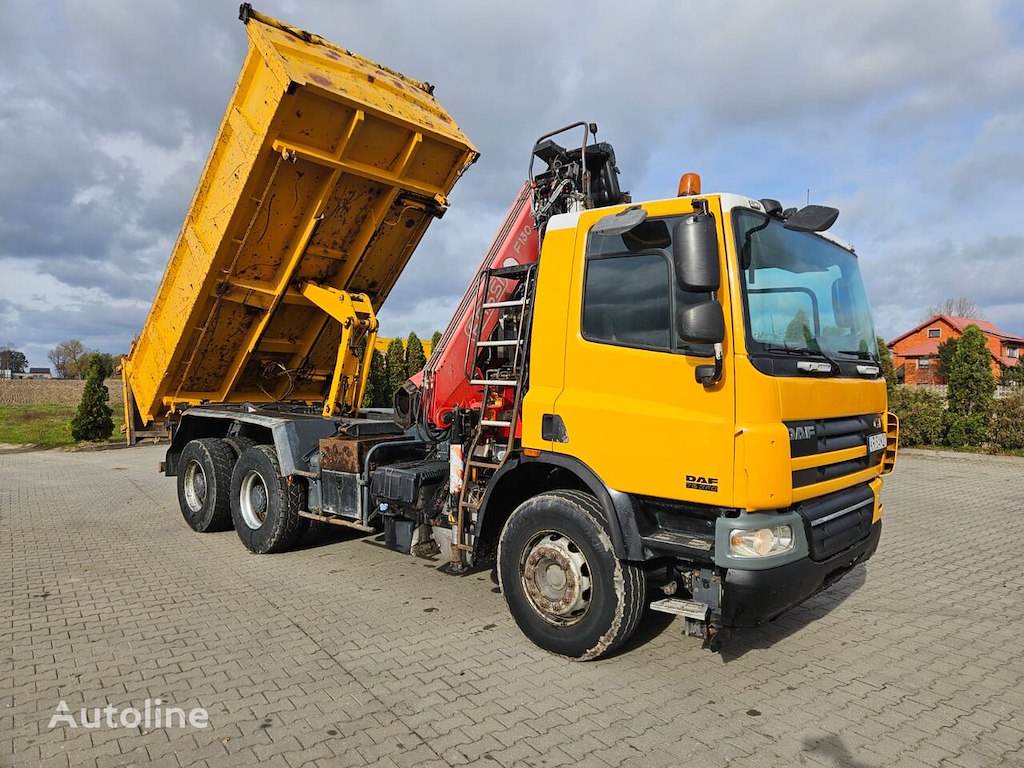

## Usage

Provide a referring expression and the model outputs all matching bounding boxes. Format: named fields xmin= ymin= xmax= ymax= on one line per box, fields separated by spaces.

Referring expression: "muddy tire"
xmin=497 ymin=490 xmax=645 ymax=660
xmin=230 ymin=445 xmax=307 ymax=554
xmin=176 ymin=438 xmax=235 ymax=532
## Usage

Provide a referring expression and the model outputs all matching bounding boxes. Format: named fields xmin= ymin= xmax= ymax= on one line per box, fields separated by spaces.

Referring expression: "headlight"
xmin=729 ymin=526 xmax=794 ymax=558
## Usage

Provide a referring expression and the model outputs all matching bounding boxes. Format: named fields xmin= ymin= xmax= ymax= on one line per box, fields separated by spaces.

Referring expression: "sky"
xmin=1 ymin=0 xmax=1023 ymax=371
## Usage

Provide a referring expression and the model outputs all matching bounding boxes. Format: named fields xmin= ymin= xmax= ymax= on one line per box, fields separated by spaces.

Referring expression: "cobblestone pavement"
xmin=2 ymin=444 xmax=1023 ymax=768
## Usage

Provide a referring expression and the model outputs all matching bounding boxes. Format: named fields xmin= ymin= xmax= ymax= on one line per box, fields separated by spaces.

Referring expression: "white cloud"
xmin=0 ymin=0 xmax=1022 ymax=369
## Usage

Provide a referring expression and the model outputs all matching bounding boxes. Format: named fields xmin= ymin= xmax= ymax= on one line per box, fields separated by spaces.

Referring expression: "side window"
xmin=582 ymin=254 xmax=671 ymax=350
xmin=583 ymin=214 xmax=716 ymax=356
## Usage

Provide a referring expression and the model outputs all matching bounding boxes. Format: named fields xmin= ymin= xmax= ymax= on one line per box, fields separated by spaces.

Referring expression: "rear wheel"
xmin=230 ymin=445 xmax=307 ymax=554
xmin=176 ymin=438 xmax=235 ymax=532
xmin=223 ymin=436 xmax=256 ymax=461
xmin=497 ymin=490 xmax=645 ymax=660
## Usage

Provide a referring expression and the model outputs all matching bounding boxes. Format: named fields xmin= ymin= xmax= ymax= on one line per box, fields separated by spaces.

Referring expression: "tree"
xmin=944 ymin=324 xmax=995 ymax=446
xmin=92 ymin=352 xmax=121 ymax=379
xmin=404 ymin=332 xmax=427 ymax=378
xmin=784 ymin=309 xmax=813 ymax=348
xmin=927 ymin=297 xmax=982 ymax=319
xmin=48 ymin=339 xmax=90 ymax=379
xmin=1001 ymin=363 xmax=1024 ymax=388
xmin=385 ymin=337 xmax=407 ymax=397
xmin=71 ymin=355 xmax=115 ymax=442
xmin=361 ymin=350 xmax=389 ymax=408
xmin=0 ymin=345 xmax=28 ymax=374
xmin=936 ymin=337 xmax=959 ymax=381
xmin=876 ymin=337 xmax=896 ymax=391
xmin=888 ymin=387 xmax=944 ymax=446
xmin=431 ymin=330 xmax=442 ymax=349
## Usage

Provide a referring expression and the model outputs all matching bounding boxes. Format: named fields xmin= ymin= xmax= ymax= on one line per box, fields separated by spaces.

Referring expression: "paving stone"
xmin=2 ymin=446 xmax=1023 ymax=767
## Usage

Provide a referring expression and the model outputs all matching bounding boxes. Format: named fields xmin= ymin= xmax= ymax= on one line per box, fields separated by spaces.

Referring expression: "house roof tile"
xmin=944 ymin=316 xmax=1024 ymax=342
xmin=898 ymin=341 xmax=940 ymax=358
xmin=888 ymin=314 xmax=1024 ymax=347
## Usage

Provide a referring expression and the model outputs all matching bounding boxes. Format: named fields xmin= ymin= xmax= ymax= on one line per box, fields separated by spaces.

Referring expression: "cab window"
xmin=582 ymin=215 xmax=714 ymax=356
xmin=583 ymin=254 xmax=671 ymax=350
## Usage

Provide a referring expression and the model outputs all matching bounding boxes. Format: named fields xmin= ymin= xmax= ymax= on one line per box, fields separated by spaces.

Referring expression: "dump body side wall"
xmin=123 ymin=15 xmax=477 ymax=427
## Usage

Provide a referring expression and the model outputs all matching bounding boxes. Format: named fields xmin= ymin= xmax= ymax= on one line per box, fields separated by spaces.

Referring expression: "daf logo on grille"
xmin=788 ymin=425 xmax=816 ymax=441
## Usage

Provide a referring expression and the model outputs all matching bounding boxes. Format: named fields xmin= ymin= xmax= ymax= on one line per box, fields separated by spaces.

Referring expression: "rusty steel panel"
xmin=319 ymin=435 xmax=403 ymax=473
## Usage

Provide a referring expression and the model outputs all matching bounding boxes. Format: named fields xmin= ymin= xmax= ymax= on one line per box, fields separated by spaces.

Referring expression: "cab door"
xmin=550 ymin=199 xmax=736 ymax=506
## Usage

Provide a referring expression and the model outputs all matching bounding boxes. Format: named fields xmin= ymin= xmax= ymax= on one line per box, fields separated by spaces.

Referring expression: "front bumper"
xmin=720 ymin=520 xmax=881 ymax=627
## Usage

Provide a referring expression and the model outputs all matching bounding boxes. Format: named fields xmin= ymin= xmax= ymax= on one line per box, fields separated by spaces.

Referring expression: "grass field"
xmin=0 ymin=379 xmax=124 ymax=447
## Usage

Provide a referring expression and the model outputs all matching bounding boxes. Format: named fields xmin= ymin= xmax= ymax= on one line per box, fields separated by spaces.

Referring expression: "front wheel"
xmin=230 ymin=445 xmax=307 ymax=554
xmin=497 ymin=490 xmax=645 ymax=660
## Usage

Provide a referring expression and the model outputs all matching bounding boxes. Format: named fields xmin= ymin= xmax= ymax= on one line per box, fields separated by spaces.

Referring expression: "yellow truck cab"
xmin=493 ymin=182 xmax=898 ymax=650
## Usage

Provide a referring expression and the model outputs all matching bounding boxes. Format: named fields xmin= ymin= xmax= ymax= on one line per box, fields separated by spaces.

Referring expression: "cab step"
xmin=649 ymin=598 xmax=709 ymax=621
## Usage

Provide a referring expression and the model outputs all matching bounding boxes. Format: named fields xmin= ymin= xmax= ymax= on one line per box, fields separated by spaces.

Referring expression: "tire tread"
xmin=498 ymin=489 xmax=646 ymax=661
xmin=177 ymin=438 xmax=235 ymax=532
xmin=230 ymin=445 xmax=307 ymax=554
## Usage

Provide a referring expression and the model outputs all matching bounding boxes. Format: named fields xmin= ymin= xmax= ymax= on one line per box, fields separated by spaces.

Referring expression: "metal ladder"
xmin=450 ymin=263 xmax=537 ymax=566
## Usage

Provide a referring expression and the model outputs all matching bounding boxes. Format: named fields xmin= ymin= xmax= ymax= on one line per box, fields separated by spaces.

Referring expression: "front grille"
xmin=787 ymin=413 xmax=884 ymax=489
xmin=797 ymin=484 xmax=874 ymax=561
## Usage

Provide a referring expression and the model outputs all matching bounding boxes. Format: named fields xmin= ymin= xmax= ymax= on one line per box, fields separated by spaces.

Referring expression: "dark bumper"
xmin=721 ymin=520 xmax=882 ymax=627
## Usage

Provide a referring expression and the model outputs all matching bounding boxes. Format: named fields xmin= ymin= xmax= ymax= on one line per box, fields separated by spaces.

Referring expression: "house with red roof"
xmin=888 ymin=315 xmax=1024 ymax=385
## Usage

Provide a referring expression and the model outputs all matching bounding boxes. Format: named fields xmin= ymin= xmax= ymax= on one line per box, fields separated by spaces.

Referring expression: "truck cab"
xmin=487 ymin=187 xmax=896 ymax=651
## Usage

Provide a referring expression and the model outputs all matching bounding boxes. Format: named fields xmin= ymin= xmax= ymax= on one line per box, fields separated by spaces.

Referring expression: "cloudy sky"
xmin=2 ymin=0 xmax=1022 ymax=370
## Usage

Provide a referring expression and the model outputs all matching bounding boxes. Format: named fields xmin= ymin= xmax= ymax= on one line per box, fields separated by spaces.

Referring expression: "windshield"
xmin=734 ymin=209 xmax=878 ymax=362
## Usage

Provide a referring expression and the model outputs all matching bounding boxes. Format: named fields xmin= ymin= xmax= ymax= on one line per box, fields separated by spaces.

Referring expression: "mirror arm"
xmin=695 ymin=342 xmax=724 ymax=387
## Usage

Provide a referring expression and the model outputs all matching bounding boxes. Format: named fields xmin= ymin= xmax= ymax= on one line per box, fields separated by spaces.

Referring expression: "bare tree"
xmin=48 ymin=339 xmax=91 ymax=379
xmin=927 ymin=296 xmax=982 ymax=319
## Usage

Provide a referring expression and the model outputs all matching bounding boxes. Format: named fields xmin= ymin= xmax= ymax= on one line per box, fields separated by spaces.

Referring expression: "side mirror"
xmin=784 ymin=205 xmax=839 ymax=233
xmin=677 ymin=301 xmax=725 ymax=345
xmin=672 ymin=213 xmax=719 ymax=292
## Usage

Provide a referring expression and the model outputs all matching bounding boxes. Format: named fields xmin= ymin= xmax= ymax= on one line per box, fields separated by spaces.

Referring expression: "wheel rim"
xmin=182 ymin=460 xmax=207 ymax=513
xmin=520 ymin=530 xmax=592 ymax=626
xmin=239 ymin=469 xmax=269 ymax=530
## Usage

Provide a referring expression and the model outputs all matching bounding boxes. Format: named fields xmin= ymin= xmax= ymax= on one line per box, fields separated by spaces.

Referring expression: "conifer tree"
xmin=361 ymin=350 xmax=389 ymax=408
xmin=944 ymin=325 xmax=995 ymax=446
xmin=784 ymin=309 xmax=813 ymax=347
xmin=405 ymin=332 xmax=427 ymax=378
xmin=71 ymin=355 xmax=115 ymax=442
xmin=385 ymin=338 xmax=407 ymax=398
xmin=937 ymin=337 xmax=959 ymax=380
xmin=876 ymin=337 xmax=896 ymax=392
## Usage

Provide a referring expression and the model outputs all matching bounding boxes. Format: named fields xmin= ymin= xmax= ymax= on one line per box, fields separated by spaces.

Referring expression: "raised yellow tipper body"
xmin=121 ymin=7 xmax=477 ymax=440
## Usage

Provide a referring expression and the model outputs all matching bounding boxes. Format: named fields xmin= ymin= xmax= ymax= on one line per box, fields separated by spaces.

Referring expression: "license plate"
xmin=868 ymin=432 xmax=887 ymax=453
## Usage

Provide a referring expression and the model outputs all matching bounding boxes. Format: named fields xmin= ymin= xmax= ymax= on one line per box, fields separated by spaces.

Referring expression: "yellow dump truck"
xmin=124 ymin=6 xmax=898 ymax=660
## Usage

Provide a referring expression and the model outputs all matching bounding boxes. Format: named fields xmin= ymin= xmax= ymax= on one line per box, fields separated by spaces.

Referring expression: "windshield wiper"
xmin=835 ymin=350 xmax=884 ymax=368
xmin=761 ymin=342 xmax=819 ymax=356
xmin=761 ymin=342 xmax=842 ymax=374
xmin=836 ymin=348 xmax=879 ymax=362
